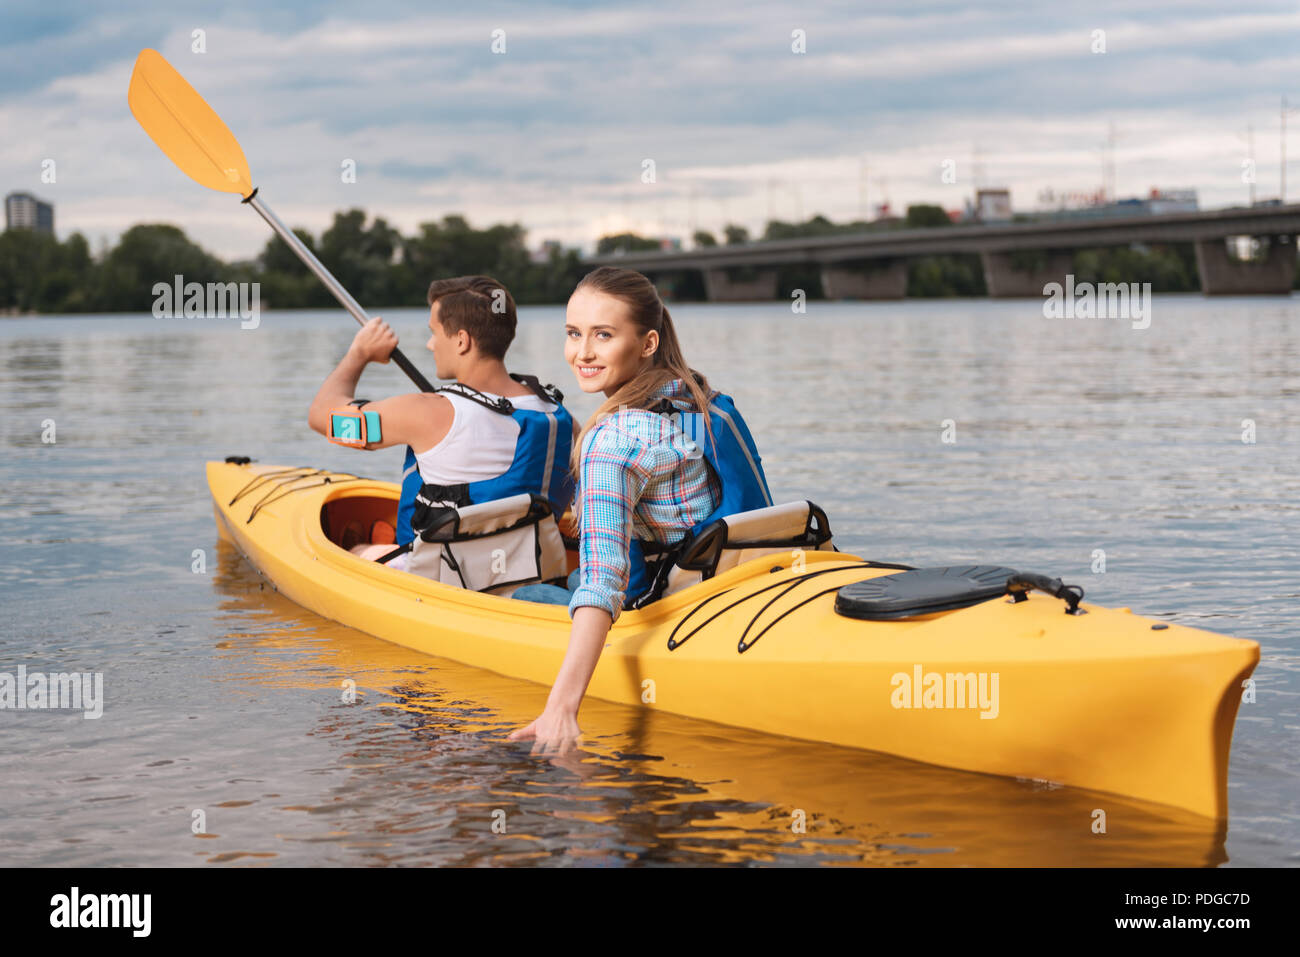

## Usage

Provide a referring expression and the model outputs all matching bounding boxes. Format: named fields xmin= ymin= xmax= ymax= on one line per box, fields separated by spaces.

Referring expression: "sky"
xmin=3 ymin=0 xmax=1300 ymax=260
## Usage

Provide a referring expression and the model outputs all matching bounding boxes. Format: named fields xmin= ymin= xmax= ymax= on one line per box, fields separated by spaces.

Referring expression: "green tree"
xmin=315 ymin=209 xmax=408 ymax=308
xmin=532 ymin=243 xmax=586 ymax=304
xmin=905 ymin=204 xmax=952 ymax=229
xmin=1072 ymin=244 xmax=1198 ymax=293
xmin=0 ymin=229 xmax=99 ymax=312
xmin=723 ymin=224 xmax=749 ymax=245
xmin=906 ymin=254 xmax=987 ymax=297
xmin=764 ymin=214 xmax=838 ymax=241
xmin=594 ymin=231 xmax=661 ymax=256
xmin=258 ymin=226 xmax=318 ymax=275
xmin=92 ymin=224 xmax=228 ymax=312
xmin=398 ymin=214 xmax=542 ymax=304
xmin=253 ymin=225 xmax=332 ymax=309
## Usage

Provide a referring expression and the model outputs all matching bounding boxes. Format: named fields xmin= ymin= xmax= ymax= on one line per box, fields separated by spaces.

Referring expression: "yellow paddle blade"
xmin=127 ymin=48 xmax=254 ymax=198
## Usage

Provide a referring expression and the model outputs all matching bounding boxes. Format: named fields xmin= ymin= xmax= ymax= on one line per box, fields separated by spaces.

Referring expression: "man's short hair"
xmin=426 ymin=276 xmax=517 ymax=360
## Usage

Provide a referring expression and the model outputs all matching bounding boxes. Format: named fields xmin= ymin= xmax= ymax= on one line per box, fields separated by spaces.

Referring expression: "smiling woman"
xmin=509 ymin=266 xmax=774 ymax=752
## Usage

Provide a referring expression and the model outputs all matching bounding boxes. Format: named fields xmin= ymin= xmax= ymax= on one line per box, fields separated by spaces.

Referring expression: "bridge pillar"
xmin=702 ymin=267 xmax=778 ymax=302
xmin=820 ymin=261 xmax=908 ymax=299
xmin=980 ymin=251 xmax=1074 ymax=298
xmin=1194 ymin=237 xmax=1296 ymax=295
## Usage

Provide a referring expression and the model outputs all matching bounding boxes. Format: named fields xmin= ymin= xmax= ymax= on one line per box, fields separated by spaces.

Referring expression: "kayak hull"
xmin=207 ymin=460 xmax=1259 ymax=819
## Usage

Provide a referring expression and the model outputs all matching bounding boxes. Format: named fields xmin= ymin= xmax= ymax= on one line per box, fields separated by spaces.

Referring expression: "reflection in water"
xmin=208 ymin=543 xmax=1227 ymax=867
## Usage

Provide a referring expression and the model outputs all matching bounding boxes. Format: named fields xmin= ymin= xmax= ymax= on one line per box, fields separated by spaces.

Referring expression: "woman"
xmin=508 ymin=266 xmax=772 ymax=753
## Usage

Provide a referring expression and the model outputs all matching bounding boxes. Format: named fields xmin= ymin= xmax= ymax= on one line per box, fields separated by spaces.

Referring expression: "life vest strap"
xmin=434 ymin=382 xmax=516 ymax=415
xmin=430 ymin=375 xmax=565 ymax=417
xmin=375 ymin=544 xmax=410 ymax=564
xmin=626 ymin=538 xmax=692 ymax=610
xmin=510 ymin=372 xmax=565 ymax=405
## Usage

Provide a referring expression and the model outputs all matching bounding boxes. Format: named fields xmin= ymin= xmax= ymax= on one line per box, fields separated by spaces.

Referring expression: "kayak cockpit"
xmin=320 ymin=493 xmax=401 ymax=552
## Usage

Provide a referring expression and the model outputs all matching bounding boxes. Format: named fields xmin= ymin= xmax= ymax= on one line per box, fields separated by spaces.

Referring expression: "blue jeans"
xmin=514 ymin=568 xmax=581 ymax=605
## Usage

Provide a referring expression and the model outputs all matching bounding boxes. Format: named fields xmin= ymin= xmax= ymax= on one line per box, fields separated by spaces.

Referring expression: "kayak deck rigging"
xmin=228 ymin=465 xmax=366 ymax=523
xmin=669 ymin=560 xmax=916 ymax=652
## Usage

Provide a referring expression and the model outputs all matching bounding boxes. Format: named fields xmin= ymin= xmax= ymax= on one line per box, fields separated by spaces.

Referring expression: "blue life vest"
xmin=622 ymin=391 xmax=773 ymax=608
xmin=395 ymin=374 xmax=574 ymax=546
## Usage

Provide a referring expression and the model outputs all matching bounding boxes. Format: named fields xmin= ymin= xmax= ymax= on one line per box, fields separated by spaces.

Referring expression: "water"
xmin=1 ymin=297 xmax=1296 ymax=866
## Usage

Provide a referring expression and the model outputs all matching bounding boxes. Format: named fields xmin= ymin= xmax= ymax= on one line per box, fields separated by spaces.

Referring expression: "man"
xmin=308 ymin=276 xmax=575 ymax=569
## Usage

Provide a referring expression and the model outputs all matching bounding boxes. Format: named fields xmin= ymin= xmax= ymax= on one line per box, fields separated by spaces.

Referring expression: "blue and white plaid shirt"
xmin=568 ymin=378 xmax=721 ymax=622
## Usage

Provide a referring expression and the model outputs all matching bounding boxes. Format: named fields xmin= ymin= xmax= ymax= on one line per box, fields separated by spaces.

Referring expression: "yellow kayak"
xmin=207 ymin=459 xmax=1259 ymax=819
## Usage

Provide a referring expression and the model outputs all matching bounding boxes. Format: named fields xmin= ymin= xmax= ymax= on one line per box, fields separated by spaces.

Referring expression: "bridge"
xmin=587 ymin=204 xmax=1300 ymax=299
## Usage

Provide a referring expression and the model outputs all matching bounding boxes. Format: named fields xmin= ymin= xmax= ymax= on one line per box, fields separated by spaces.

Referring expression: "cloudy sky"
xmin=3 ymin=0 xmax=1299 ymax=260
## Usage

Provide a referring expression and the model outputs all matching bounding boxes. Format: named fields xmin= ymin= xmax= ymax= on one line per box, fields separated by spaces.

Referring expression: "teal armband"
xmin=327 ymin=399 xmax=382 ymax=447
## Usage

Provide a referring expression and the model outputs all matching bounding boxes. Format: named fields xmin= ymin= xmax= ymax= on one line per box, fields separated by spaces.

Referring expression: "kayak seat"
xmin=660 ymin=500 xmax=835 ymax=599
xmin=406 ymin=492 xmax=568 ymax=598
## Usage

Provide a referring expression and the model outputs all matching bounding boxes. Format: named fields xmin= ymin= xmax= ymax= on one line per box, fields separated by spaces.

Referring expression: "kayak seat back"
xmin=408 ymin=493 xmax=568 ymax=598
xmin=662 ymin=500 xmax=835 ymax=598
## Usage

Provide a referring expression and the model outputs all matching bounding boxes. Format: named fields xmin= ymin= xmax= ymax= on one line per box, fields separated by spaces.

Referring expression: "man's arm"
xmin=307 ymin=317 xmax=451 ymax=452
xmin=307 ymin=350 xmax=369 ymax=436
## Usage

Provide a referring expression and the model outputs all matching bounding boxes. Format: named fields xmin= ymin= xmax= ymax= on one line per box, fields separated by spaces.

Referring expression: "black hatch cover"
xmin=834 ymin=565 xmax=1019 ymax=621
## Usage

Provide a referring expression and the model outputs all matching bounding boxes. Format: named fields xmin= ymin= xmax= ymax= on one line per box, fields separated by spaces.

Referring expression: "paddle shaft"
xmin=243 ymin=191 xmax=436 ymax=393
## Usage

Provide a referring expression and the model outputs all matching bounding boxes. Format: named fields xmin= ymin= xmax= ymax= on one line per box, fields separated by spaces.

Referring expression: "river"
xmin=1 ymin=295 xmax=1295 ymax=866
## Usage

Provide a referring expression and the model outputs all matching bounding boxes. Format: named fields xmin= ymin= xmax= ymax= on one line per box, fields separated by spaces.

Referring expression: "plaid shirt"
xmin=568 ymin=378 xmax=721 ymax=622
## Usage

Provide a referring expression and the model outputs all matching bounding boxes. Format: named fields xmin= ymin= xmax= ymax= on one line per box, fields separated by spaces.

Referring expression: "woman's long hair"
xmin=568 ymin=266 xmax=716 ymax=483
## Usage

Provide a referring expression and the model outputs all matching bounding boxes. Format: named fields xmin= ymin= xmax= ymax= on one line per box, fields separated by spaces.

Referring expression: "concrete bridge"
xmin=587 ymin=204 xmax=1300 ymax=299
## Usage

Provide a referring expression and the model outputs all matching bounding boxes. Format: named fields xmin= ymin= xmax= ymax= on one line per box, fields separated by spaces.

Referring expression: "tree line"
xmin=0 ymin=211 xmax=586 ymax=314
xmin=2 ymin=204 xmax=1294 ymax=313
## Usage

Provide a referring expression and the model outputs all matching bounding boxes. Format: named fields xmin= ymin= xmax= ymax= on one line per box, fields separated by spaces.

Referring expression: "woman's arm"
xmin=508 ymin=422 xmax=653 ymax=752
xmin=506 ymin=606 xmax=612 ymax=753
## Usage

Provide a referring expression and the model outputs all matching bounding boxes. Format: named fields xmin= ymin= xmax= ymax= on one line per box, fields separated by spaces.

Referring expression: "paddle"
xmin=126 ymin=48 xmax=435 ymax=393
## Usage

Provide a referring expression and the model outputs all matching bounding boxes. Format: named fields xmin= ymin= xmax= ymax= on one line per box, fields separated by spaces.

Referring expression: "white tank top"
xmin=406 ymin=389 xmax=559 ymax=489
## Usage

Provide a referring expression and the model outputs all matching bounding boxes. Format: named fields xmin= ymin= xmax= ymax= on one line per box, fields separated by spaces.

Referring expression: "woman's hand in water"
xmin=349 ymin=316 xmax=398 ymax=365
xmin=509 ymin=607 xmax=611 ymax=754
xmin=508 ymin=706 xmax=582 ymax=755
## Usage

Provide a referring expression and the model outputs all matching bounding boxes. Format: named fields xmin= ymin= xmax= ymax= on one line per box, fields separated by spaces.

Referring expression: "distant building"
xmin=657 ymin=236 xmax=682 ymax=252
xmin=5 ymin=192 xmax=54 ymax=234
xmin=1145 ymin=187 xmax=1198 ymax=215
xmin=975 ymin=188 xmax=1012 ymax=222
xmin=1094 ymin=188 xmax=1198 ymax=217
xmin=1035 ymin=186 xmax=1199 ymax=222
